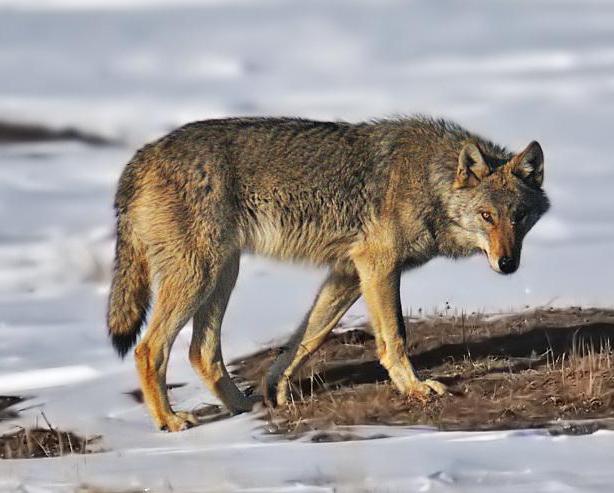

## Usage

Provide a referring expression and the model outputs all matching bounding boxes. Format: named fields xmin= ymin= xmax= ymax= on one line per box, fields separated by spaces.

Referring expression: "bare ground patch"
xmin=0 ymin=427 xmax=101 ymax=459
xmin=0 ymin=412 xmax=102 ymax=459
xmin=0 ymin=396 xmax=26 ymax=421
xmin=0 ymin=120 xmax=115 ymax=146
xmin=232 ymin=307 xmax=614 ymax=436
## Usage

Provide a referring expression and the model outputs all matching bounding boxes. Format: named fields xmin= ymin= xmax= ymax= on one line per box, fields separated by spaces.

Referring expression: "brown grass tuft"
xmin=0 ymin=412 xmax=101 ymax=459
xmin=0 ymin=427 xmax=101 ymax=459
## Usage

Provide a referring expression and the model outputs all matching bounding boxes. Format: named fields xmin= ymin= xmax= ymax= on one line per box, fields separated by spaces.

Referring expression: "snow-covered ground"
xmin=0 ymin=0 xmax=613 ymax=491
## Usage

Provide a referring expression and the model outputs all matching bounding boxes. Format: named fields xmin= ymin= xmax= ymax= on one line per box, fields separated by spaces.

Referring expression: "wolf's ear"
xmin=454 ymin=143 xmax=490 ymax=189
xmin=511 ymin=141 xmax=544 ymax=188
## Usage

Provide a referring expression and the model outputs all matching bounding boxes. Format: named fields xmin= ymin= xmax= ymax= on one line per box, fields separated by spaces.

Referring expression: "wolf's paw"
xmin=407 ymin=378 xmax=448 ymax=399
xmin=159 ymin=411 xmax=198 ymax=432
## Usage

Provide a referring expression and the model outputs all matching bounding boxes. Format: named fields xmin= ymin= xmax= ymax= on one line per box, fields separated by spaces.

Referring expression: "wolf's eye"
xmin=480 ymin=211 xmax=494 ymax=224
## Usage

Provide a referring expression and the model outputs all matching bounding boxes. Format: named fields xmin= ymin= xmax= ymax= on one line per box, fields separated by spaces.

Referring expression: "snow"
xmin=0 ymin=0 xmax=613 ymax=491
xmin=0 ymin=366 xmax=99 ymax=393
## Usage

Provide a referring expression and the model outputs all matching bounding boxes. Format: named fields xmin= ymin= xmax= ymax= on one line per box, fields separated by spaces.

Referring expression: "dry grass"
xmin=232 ymin=307 xmax=614 ymax=436
xmin=0 ymin=412 xmax=101 ymax=459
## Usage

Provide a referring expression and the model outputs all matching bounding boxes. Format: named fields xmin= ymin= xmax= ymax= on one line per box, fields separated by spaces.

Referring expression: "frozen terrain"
xmin=0 ymin=0 xmax=614 ymax=491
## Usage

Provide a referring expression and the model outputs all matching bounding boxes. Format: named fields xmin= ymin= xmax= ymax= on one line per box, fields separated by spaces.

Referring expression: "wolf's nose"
xmin=498 ymin=256 xmax=516 ymax=274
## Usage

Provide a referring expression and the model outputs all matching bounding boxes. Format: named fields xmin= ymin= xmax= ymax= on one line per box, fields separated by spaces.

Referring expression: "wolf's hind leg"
xmin=134 ymin=265 xmax=206 ymax=432
xmin=265 ymin=269 xmax=361 ymax=407
xmin=352 ymin=254 xmax=447 ymax=398
xmin=189 ymin=253 xmax=254 ymax=414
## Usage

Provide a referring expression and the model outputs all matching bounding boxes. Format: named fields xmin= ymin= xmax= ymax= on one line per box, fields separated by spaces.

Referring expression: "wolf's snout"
xmin=498 ymin=256 xmax=517 ymax=274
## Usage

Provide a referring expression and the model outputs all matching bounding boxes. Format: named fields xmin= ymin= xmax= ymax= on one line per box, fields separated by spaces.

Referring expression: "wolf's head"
xmin=448 ymin=140 xmax=550 ymax=274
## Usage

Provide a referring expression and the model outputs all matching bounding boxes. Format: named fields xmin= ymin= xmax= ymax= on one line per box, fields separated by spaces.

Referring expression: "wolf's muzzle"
xmin=498 ymin=256 xmax=517 ymax=274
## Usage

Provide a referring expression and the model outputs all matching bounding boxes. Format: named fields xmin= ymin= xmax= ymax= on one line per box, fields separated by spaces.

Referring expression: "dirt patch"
xmin=0 ymin=405 xmax=102 ymax=459
xmin=0 ymin=426 xmax=101 ymax=459
xmin=0 ymin=427 xmax=100 ymax=459
xmin=0 ymin=120 xmax=115 ymax=146
xmin=232 ymin=307 xmax=614 ymax=435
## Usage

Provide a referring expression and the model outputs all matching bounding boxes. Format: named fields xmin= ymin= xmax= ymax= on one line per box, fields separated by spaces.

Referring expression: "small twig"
xmin=40 ymin=411 xmax=55 ymax=432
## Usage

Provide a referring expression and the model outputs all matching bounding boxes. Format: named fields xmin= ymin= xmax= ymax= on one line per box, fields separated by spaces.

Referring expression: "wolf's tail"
xmin=106 ymin=214 xmax=150 ymax=358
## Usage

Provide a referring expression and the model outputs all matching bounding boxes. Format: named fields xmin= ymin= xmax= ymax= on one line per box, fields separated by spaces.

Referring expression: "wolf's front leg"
xmin=352 ymin=252 xmax=447 ymax=398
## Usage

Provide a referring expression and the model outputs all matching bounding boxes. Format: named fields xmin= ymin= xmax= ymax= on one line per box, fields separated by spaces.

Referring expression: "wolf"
xmin=106 ymin=116 xmax=549 ymax=431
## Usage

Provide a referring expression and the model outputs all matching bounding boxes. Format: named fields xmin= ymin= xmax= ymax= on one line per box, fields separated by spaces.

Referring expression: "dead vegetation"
xmin=0 ymin=411 xmax=101 ymax=459
xmin=232 ymin=307 xmax=614 ymax=436
xmin=0 ymin=427 xmax=100 ymax=459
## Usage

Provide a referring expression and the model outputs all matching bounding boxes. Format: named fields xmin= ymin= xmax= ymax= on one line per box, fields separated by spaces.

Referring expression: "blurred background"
xmin=1 ymin=0 xmax=613 ymax=360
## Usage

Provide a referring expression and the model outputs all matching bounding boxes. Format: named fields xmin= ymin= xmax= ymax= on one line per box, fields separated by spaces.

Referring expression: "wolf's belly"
xmin=241 ymin=215 xmax=358 ymax=267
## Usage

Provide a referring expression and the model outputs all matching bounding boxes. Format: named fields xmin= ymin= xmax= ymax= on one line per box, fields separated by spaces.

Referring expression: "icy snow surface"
xmin=0 ymin=0 xmax=614 ymax=491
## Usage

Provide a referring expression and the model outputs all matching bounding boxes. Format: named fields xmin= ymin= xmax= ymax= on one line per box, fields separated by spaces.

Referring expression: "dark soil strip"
xmin=0 ymin=396 xmax=25 ymax=420
xmin=0 ymin=121 xmax=116 ymax=146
